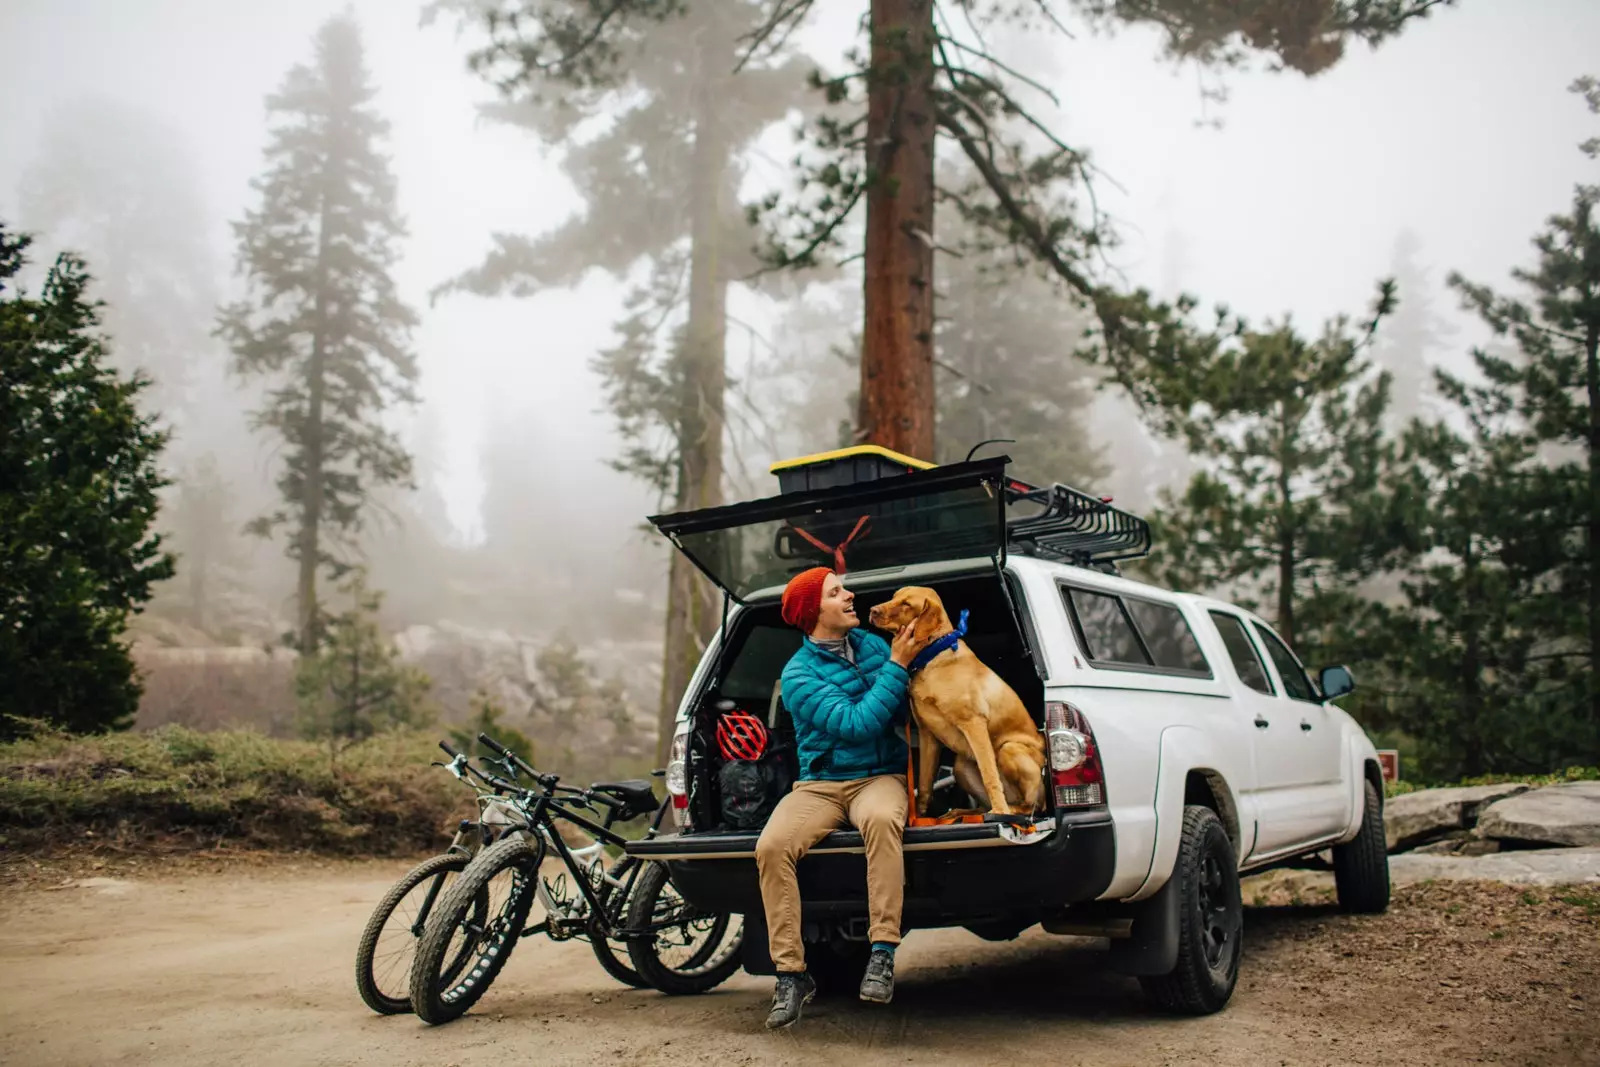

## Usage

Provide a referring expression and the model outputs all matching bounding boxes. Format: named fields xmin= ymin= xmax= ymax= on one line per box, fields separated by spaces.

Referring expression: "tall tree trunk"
xmin=297 ymin=192 xmax=333 ymax=656
xmin=1460 ymin=533 xmax=1485 ymax=776
xmin=654 ymin=52 xmax=730 ymax=764
xmin=1276 ymin=426 xmax=1296 ymax=647
xmin=858 ymin=0 xmax=936 ymax=462
xmin=1585 ymin=318 xmax=1599 ymax=748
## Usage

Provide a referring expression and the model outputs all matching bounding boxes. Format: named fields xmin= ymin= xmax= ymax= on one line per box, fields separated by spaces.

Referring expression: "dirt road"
xmin=1 ymin=858 xmax=1596 ymax=1067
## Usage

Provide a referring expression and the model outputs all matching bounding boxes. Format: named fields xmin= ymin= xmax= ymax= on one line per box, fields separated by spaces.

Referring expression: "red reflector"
xmin=671 ymin=793 xmax=688 ymax=809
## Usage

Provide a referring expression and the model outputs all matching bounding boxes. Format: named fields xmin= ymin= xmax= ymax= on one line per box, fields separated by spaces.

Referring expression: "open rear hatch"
xmin=648 ymin=456 xmax=1011 ymax=604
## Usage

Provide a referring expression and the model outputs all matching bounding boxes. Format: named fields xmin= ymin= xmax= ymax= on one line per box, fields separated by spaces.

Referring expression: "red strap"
xmin=790 ymin=514 xmax=871 ymax=573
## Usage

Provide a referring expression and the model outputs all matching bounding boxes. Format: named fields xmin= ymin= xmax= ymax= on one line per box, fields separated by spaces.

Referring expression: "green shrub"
xmin=1385 ymin=765 xmax=1600 ymax=799
xmin=0 ymin=725 xmax=472 ymax=855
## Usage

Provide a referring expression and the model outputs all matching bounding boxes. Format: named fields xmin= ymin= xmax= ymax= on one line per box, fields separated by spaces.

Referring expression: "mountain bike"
xmin=354 ymin=739 xmax=686 ymax=1014
xmin=408 ymin=733 xmax=743 ymax=1024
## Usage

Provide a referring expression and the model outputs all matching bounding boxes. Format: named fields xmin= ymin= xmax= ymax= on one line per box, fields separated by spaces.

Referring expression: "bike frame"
xmin=435 ymin=735 xmax=706 ymax=948
xmin=522 ymin=795 xmax=682 ymax=944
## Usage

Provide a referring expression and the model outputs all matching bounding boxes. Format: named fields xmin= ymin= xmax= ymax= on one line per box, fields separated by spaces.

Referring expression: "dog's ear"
xmin=908 ymin=591 xmax=944 ymax=648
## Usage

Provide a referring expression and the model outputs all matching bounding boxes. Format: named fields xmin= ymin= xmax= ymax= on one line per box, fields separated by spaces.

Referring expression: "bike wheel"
xmin=588 ymin=857 xmax=649 ymax=989
xmin=409 ymin=835 xmax=544 ymax=1024
xmin=625 ymin=860 xmax=744 ymax=995
xmin=355 ymin=852 xmax=476 ymax=1015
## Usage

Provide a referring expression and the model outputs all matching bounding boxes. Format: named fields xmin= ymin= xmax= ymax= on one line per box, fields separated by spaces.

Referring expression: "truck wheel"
xmin=1138 ymin=805 xmax=1241 ymax=1015
xmin=1333 ymin=779 xmax=1390 ymax=914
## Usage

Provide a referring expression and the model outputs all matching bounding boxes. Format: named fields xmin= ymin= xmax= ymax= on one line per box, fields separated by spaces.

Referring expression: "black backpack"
xmin=717 ymin=743 xmax=794 ymax=831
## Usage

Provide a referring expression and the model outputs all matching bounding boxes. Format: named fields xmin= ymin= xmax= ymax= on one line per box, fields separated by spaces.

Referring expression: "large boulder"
xmin=1476 ymin=782 xmax=1600 ymax=847
xmin=1383 ymin=783 xmax=1531 ymax=852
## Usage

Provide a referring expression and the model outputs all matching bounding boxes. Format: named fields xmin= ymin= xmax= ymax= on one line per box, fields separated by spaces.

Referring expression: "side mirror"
xmin=1319 ymin=665 xmax=1355 ymax=702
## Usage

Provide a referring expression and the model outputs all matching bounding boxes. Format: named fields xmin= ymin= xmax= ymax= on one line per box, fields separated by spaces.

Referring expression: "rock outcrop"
xmin=1383 ymin=783 xmax=1531 ymax=852
xmin=1475 ymin=782 xmax=1600 ymax=848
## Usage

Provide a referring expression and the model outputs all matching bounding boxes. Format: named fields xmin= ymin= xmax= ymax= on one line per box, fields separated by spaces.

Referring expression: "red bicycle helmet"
xmin=716 ymin=710 xmax=769 ymax=761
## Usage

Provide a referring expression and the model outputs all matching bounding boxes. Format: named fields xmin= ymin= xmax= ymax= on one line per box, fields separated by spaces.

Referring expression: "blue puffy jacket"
xmin=780 ymin=630 xmax=910 ymax=781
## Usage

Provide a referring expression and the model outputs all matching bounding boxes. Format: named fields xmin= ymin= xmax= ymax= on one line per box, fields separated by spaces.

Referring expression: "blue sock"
xmin=870 ymin=941 xmax=897 ymax=957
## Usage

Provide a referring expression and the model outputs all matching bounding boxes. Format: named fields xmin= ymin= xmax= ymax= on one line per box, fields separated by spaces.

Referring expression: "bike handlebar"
xmin=439 ymin=740 xmax=460 ymax=759
xmin=478 ymin=732 xmax=554 ymax=786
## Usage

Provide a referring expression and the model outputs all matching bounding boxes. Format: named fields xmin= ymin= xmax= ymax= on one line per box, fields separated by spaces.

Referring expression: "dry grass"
xmin=0 ymin=725 xmax=473 ymax=857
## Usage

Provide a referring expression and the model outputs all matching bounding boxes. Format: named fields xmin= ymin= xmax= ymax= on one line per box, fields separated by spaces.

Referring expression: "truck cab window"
xmin=1209 ymin=611 xmax=1274 ymax=695
xmin=1251 ymin=624 xmax=1317 ymax=703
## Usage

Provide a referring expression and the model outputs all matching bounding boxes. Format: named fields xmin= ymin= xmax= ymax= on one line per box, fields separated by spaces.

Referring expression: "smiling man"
xmin=755 ymin=566 xmax=919 ymax=1029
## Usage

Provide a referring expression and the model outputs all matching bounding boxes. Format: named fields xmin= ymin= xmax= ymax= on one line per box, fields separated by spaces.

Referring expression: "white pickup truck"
xmin=625 ymin=448 xmax=1390 ymax=1015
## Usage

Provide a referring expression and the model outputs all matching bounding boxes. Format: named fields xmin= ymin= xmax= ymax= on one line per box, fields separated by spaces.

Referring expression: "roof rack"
xmin=1002 ymin=477 xmax=1151 ymax=567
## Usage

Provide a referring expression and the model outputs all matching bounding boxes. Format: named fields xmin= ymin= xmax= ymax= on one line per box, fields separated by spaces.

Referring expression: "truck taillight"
xmin=1044 ymin=701 xmax=1106 ymax=810
xmin=666 ymin=720 xmax=692 ymax=828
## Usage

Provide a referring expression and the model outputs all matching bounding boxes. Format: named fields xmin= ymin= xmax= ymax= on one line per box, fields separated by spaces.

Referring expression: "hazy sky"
xmin=3 ymin=1 xmax=1596 ymax=539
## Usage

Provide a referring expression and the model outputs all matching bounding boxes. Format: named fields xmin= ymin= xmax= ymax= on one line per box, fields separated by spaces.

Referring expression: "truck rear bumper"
xmin=624 ymin=811 xmax=1116 ymax=926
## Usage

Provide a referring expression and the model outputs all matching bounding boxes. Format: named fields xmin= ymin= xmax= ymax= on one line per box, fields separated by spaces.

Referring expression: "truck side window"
xmin=1123 ymin=597 xmax=1211 ymax=675
xmin=1251 ymin=624 xmax=1317 ymax=703
xmin=1063 ymin=587 xmax=1149 ymax=666
xmin=1209 ymin=611 xmax=1274 ymax=695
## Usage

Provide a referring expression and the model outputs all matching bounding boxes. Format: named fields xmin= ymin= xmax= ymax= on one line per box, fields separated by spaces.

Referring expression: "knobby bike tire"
xmin=409 ymin=835 xmax=544 ymax=1024
xmin=588 ymin=856 xmax=649 ymax=989
xmin=355 ymin=852 xmax=473 ymax=1015
xmin=625 ymin=860 xmax=743 ymax=995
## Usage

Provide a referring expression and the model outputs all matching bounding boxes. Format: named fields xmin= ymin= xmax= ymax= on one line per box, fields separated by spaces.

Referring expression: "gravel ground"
xmin=0 ymin=856 xmax=1596 ymax=1067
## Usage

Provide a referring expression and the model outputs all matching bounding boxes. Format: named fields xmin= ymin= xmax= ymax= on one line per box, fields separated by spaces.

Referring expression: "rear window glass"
xmin=718 ymin=624 xmax=802 ymax=702
xmin=1209 ymin=612 xmax=1273 ymax=695
xmin=1064 ymin=588 xmax=1148 ymax=666
xmin=1123 ymin=598 xmax=1210 ymax=675
xmin=1252 ymin=624 xmax=1317 ymax=703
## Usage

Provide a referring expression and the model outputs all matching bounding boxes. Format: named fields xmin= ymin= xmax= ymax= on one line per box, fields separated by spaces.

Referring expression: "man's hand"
xmin=889 ymin=623 xmax=920 ymax=669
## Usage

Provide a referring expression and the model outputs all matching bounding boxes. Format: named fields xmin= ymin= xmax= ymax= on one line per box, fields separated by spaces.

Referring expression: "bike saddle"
xmin=592 ymin=779 xmax=659 ymax=817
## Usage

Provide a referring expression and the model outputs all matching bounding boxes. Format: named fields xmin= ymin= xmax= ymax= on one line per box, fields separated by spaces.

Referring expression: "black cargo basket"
xmin=1003 ymin=479 xmax=1151 ymax=567
xmin=771 ymin=445 xmax=933 ymax=496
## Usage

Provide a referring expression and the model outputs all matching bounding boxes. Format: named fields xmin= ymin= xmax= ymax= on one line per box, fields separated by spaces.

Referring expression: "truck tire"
xmin=1333 ymin=779 xmax=1390 ymax=914
xmin=1138 ymin=805 xmax=1242 ymax=1015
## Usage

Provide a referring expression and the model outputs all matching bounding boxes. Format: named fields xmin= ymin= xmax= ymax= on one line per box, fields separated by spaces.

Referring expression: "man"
xmin=756 ymin=565 xmax=919 ymax=1030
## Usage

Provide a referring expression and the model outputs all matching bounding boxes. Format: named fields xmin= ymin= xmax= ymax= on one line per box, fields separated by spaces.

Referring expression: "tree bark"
xmin=1276 ymin=410 xmax=1296 ymax=647
xmin=654 ymin=46 xmax=730 ymax=764
xmin=297 ymin=189 xmax=333 ymax=657
xmin=1585 ymin=317 xmax=1599 ymax=743
xmin=858 ymin=0 xmax=936 ymax=462
xmin=1460 ymin=531 xmax=1484 ymax=776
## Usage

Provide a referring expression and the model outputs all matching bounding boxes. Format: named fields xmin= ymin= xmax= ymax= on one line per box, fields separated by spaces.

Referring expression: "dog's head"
xmin=867 ymin=586 xmax=953 ymax=650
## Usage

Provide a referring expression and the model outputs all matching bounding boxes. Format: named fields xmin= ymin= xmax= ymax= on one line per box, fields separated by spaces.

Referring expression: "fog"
xmin=3 ymin=0 xmax=1595 ymax=734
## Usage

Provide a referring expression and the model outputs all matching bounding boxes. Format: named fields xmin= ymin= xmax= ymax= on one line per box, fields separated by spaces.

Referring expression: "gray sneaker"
xmin=859 ymin=948 xmax=895 ymax=1004
xmin=765 ymin=972 xmax=817 ymax=1030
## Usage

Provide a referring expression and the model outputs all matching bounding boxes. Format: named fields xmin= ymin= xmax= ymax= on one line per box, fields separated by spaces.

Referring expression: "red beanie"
xmin=780 ymin=567 xmax=833 ymax=633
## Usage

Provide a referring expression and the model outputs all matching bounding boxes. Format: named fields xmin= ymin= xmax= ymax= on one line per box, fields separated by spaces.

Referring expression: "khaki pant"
xmin=754 ymin=774 xmax=908 ymax=974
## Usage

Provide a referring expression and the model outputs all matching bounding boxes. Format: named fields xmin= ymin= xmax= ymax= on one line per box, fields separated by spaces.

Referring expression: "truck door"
xmin=1207 ymin=610 xmax=1314 ymax=857
xmin=1250 ymin=622 xmax=1350 ymax=840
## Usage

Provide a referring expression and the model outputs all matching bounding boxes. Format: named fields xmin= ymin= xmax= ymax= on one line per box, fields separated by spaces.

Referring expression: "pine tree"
xmin=431 ymin=0 xmax=808 ymax=761
xmin=1383 ymin=398 xmax=1583 ymax=778
xmin=745 ymin=0 xmax=1454 ymax=459
xmin=1125 ymin=284 xmax=1400 ymax=654
xmin=1373 ymin=229 xmax=1455 ymax=432
xmin=0 ymin=225 xmax=175 ymax=738
xmin=160 ymin=454 xmax=246 ymax=635
xmin=1430 ymin=75 xmax=1600 ymax=760
xmin=217 ymin=16 xmax=419 ymax=655
xmin=295 ymin=571 xmax=432 ymax=756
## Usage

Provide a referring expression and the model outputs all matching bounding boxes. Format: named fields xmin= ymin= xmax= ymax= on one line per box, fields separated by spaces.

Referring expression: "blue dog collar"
xmin=908 ymin=609 xmax=969 ymax=674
